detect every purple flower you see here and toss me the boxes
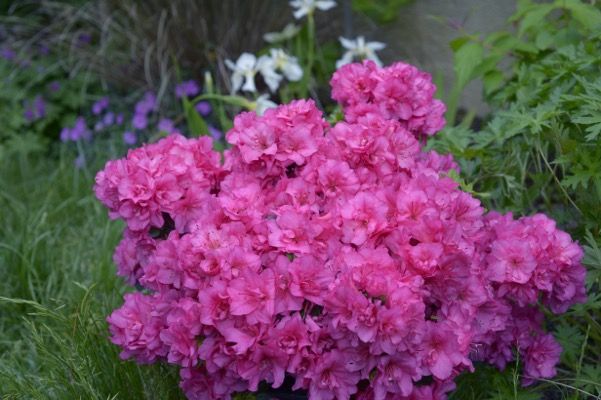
[23,107,35,122]
[72,117,91,140]
[123,131,137,145]
[135,92,157,115]
[77,32,92,47]
[74,154,86,169]
[39,44,50,56]
[1,47,15,61]
[132,113,148,130]
[92,97,109,115]
[116,113,124,125]
[48,81,61,92]
[208,125,223,141]
[60,127,71,142]
[157,118,175,132]
[195,100,212,116]
[103,112,115,126]
[94,121,105,132]
[61,117,91,142]
[34,96,46,119]
[175,80,200,99]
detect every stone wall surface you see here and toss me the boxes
[348,0,516,114]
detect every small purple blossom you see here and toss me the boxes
[132,113,148,130]
[94,121,105,132]
[74,154,86,169]
[92,97,110,115]
[23,107,35,123]
[77,32,92,47]
[157,118,175,133]
[175,80,200,99]
[23,96,46,123]
[123,131,137,145]
[73,117,91,140]
[34,96,46,119]
[48,81,61,92]
[103,112,115,126]
[135,92,157,115]
[61,117,91,142]
[208,125,223,141]
[60,127,70,142]
[195,100,212,116]
[1,47,15,61]
[116,113,124,125]
[38,44,50,56]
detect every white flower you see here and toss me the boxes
[257,49,303,92]
[225,53,259,93]
[253,94,278,115]
[257,55,281,93]
[336,36,386,69]
[289,0,336,19]
[263,23,301,43]
[270,48,303,83]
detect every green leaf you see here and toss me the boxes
[517,4,556,37]
[182,97,209,137]
[449,36,471,52]
[453,41,484,90]
[483,70,504,96]
[535,30,554,50]
[572,114,601,141]
[559,0,601,31]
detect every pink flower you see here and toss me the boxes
[107,292,173,364]
[487,239,537,284]
[226,112,277,163]
[421,322,470,380]
[340,192,388,245]
[372,354,420,399]
[522,334,562,385]
[95,61,585,400]
[161,298,203,367]
[309,351,361,400]
[227,268,275,324]
[268,206,322,254]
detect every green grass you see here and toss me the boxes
[0,146,184,399]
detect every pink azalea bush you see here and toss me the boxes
[94,60,586,400]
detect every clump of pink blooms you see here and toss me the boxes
[95,60,586,400]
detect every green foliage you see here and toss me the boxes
[0,54,95,149]
[434,0,601,235]
[0,146,183,399]
[352,0,413,23]
[432,1,601,398]
[451,363,542,400]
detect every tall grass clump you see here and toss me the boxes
[0,146,183,399]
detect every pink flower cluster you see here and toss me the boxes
[330,61,446,136]
[95,61,586,400]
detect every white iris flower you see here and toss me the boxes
[225,53,260,93]
[289,0,336,19]
[336,36,386,69]
[263,23,301,43]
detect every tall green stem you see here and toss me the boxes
[303,13,315,97]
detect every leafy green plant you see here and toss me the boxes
[433,0,601,234]
[0,52,96,149]
[431,1,601,398]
